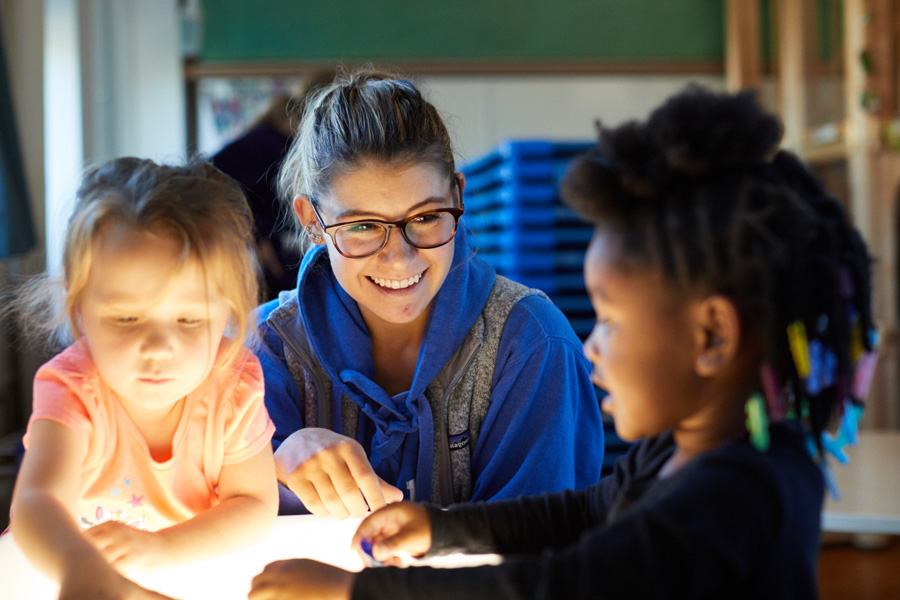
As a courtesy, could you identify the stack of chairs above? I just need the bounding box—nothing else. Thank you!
[461,140,595,339]
[461,140,631,475]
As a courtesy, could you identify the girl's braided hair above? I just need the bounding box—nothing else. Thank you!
[561,84,876,450]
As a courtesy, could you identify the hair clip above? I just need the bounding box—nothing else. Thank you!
[805,340,837,396]
[821,458,841,501]
[787,321,811,378]
[869,328,881,349]
[745,393,770,452]
[837,399,863,447]
[759,364,784,419]
[820,431,849,464]
[852,351,878,400]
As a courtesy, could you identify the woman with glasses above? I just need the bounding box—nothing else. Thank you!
[254,69,604,518]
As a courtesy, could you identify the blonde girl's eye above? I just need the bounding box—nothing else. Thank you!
[178,317,204,326]
[112,316,138,325]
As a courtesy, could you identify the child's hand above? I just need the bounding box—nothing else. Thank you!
[249,559,355,600]
[85,521,169,573]
[351,501,432,566]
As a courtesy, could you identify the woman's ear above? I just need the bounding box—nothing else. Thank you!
[293,195,324,245]
[693,295,742,377]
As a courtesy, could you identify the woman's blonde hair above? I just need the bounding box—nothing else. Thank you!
[16,157,259,366]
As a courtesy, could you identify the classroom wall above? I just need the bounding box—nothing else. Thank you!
[419,74,724,164]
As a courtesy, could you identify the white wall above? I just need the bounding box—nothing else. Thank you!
[421,74,725,164]
[80,0,185,164]
[41,0,185,273]
[195,73,726,167]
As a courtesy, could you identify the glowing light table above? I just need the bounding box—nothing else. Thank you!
[0,514,500,600]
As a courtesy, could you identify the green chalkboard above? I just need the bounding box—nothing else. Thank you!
[200,0,726,64]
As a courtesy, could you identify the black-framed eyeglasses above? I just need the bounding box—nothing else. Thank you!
[310,175,465,259]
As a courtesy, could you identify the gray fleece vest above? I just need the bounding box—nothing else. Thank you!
[268,275,546,505]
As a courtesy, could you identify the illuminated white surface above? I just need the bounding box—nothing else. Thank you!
[822,430,900,534]
[0,514,500,600]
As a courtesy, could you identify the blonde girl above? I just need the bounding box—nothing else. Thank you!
[10,157,278,600]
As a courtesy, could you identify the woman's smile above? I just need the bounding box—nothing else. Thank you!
[366,269,426,291]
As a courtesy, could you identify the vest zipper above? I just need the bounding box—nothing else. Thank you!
[437,337,482,505]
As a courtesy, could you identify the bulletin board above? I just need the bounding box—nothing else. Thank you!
[199,0,726,67]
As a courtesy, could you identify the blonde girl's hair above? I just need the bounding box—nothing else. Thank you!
[16,157,259,367]
[277,68,457,253]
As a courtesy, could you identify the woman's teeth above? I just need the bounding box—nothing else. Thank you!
[370,272,423,289]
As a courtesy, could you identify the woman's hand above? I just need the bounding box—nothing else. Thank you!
[249,559,355,600]
[274,428,403,519]
[85,521,169,573]
[351,502,432,567]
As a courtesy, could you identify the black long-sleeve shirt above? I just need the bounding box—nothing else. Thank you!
[353,423,824,600]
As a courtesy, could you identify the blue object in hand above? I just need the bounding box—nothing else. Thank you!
[360,538,384,567]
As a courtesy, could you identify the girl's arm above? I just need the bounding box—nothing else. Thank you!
[102,444,280,569]
[11,420,171,599]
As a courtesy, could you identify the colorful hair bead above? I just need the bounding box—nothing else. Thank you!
[869,328,881,349]
[759,364,784,419]
[805,340,837,396]
[745,393,770,452]
[820,432,849,464]
[787,321,811,378]
[852,351,878,399]
[821,459,840,501]
[837,400,863,447]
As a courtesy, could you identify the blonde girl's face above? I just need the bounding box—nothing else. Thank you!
[77,225,232,415]
[309,162,459,329]
[582,231,705,441]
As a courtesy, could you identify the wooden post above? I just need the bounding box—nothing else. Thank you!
[725,0,761,91]
[867,0,897,118]
[777,0,809,151]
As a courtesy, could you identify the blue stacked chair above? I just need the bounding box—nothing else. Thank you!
[461,140,630,475]
[461,140,596,339]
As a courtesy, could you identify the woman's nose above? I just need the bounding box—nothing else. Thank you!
[379,226,416,261]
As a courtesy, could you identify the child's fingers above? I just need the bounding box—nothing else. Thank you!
[351,502,432,561]
[373,524,430,560]
[351,503,405,547]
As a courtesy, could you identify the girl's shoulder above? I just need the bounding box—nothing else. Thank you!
[35,339,101,389]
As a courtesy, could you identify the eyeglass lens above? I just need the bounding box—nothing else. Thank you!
[334,212,457,257]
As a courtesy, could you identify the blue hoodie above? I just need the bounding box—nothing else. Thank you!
[254,228,604,505]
